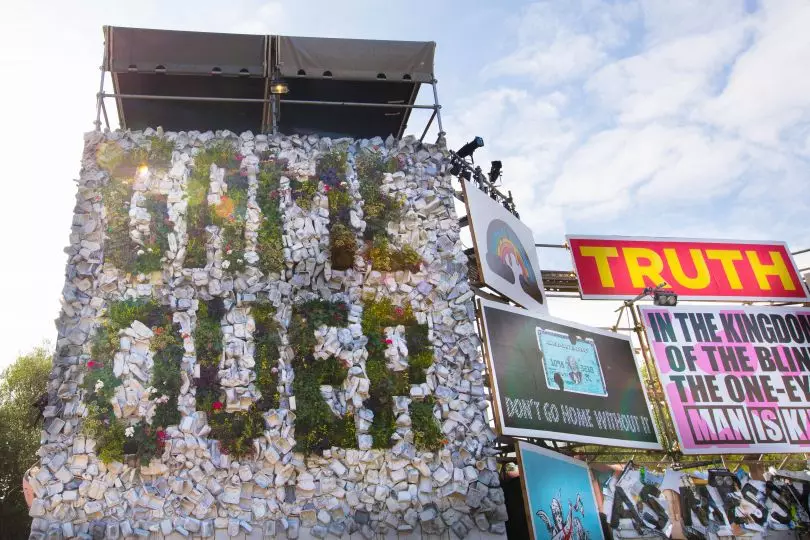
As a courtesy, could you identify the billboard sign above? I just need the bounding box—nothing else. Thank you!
[567,235,809,302]
[479,298,660,449]
[640,304,810,454]
[516,441,604,540]
[463,179,547,312]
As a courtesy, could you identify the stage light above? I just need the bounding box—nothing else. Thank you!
[456,136,484,159]
[653,290,678,306]
[460,169,472,181]
[449,161,462,176]
[270,78,289,95]
[488,161,502,183]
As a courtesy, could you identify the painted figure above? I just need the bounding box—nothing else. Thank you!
[537,492,589,540]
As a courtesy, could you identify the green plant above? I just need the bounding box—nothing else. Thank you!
[0,346,52,538]
[185,141,239,268]
[366,236,422,272]
[84,300,181,463]
[409,349,434,384]
[256,159,286,274]
[146,136,174,169]
[208,406,266,457]
[290,177,318,210]
[131,194,172,274]
[410,397,442,451]
[330,223,357,269]
[361,298,434,448]
[101,177,134,271]
[97,419,125,464]
[288,300,355,454]
[194,299,224,368]
[151,343,183,428]
[253,302,281,410]
[356,151,404,240]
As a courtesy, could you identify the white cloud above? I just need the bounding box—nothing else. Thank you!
[484,0,639,86]
[701,0,810,145]
[587,23,751,123]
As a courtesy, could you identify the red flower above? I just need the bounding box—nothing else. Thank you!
[385,339,393,345]
[236,153,244,161]
[394,307,404,317]
[157,430,167,441]
[212,401,223,411]
[323,185,331,193]
[87,360,97,369]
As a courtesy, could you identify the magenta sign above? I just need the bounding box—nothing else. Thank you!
[640,305,810,454]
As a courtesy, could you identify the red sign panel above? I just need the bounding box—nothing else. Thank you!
[567,235,809,301]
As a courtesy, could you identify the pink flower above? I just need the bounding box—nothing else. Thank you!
[156,430,167,441]
[385,339,393,345]
[394,307,404,317]
[236,153,244,161]
[212,401,223,411]
[87,360,97,369]
[323,185,331,193]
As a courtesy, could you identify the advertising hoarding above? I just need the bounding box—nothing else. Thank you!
[478,298,660,449]
[516,441,604,540]
[463,179,547,312]
[567,235,809,302]
[640,305,810,454]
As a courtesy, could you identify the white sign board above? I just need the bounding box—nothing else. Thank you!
[463,180,547,312]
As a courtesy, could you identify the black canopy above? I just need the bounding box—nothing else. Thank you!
[105,26,436,138]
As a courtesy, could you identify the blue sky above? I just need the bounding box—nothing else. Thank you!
[1,0,808,366]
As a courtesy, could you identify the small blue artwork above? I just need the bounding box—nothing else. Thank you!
[518,441,604,540]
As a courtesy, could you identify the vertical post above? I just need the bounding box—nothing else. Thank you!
[431,79,445,140]
[628,301,677,456]
[272,95,278,135]
[94,67,105,132]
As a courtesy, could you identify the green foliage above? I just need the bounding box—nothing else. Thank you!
[292,357,354,454]
[146,136,175,169]
[290,177,318,210]
[327,185,352,214]
[366,236,422,272]
[256,160,285,275]
[0,346,51,536]
[96,136,174,176]
[100,141,175,274]
[108,299,162,329]
[101,176,134,271]
[186,141,238,268]
[253,303,281,410]
[132,194,171,274]
[288,300,348,362]
[194,300,224,368]
[356,151,404,240]
[330,223,357,270]
[316,150,348,184]
[85,300,180,464]
[151,343,183,428]
[208,406,266,457]
[408,349,434,384]
[361,299,434,448]
[288,300,355,454]
[97,419,125,464]
[405,324,430,354]
[410,397,442,451]
[369,406,396,449]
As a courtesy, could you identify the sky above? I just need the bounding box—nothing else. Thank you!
[0,0,808,367]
